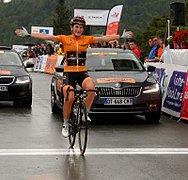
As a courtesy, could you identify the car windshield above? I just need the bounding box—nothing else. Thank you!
[86,50,144,71]
[0,51,22,66]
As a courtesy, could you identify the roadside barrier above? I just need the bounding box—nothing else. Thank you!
[25,54,63,74]
[147,49,188,121]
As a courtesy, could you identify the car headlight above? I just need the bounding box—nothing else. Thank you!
[15,76,30,84]
[143,84,160,93]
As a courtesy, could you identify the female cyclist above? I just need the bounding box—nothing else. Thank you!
[15,16,120,137]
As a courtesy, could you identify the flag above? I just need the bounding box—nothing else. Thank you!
[180,71,188,120]
[106,5,123,35]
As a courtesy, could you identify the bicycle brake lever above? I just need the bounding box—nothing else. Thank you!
[96,90,99,100]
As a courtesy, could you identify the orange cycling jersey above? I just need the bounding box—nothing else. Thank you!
[55,34,96,72]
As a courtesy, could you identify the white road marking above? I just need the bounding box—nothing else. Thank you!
[0,148,188,156]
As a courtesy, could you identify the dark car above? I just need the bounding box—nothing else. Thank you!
[51,48,162,122]
[0,46,34,107]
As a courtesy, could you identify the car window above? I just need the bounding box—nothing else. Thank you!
[86,51,144,71]
[112,59,143,71]
[0,51,22,66]
[86,53,114,70]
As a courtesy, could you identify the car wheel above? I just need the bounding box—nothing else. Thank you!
[51,86,61,114]
[145,111,161,123]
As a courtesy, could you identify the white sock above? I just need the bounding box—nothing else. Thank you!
[63,120,70,126]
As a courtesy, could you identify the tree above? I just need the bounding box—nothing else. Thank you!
[51,0,72,35]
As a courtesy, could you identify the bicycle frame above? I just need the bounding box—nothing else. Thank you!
[66,86,98,155]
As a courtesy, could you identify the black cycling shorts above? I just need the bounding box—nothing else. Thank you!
[62,72,90,88]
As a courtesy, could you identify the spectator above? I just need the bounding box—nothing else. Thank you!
[128,39,140,58]
[46,43,54,55]
[109,40,119,48]
[145,37,163,63]
[20,49,29,60]
[166,36,174,49]
[28,46,35,58]
[159,38,166,63]
[89,43,96,48]
[59,43,64,54]
[33,43,43,57]
[145,37,156,61]
[113,40,119,48]
[41,43,47,55]
[96,42,102,48]
[54,43,63,55]
[103,41,110,48]
[121,40,129,50]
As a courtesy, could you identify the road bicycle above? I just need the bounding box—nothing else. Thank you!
[66,86,98,155]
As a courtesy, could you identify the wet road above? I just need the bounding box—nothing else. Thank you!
[0,72,188,180]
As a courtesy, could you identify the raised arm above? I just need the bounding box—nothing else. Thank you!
[15,27,56,41]
[95,35,120,43]
[30,33,56,41]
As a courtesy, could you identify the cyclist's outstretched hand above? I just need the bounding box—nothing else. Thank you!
[121,30,133,39]
[15,27,31,37]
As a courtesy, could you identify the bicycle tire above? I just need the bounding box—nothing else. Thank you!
[68,100,79,148]
[78,104,88,155]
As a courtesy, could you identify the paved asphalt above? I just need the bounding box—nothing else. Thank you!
[0,72,188,180]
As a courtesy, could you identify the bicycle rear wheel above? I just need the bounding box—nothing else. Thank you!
[78,105,88,155]
[68,101,79,148]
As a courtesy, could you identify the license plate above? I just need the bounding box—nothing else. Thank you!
[0,86,8,91]
[104,98,133,105]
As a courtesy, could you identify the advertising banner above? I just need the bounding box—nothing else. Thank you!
[163,71,186,113]
[31,26,54,35]
[74,9,109,26]
[34,55,47,72]
[152,68,168,96]
[106,5,123,35]
[180,71,188,120]
[40,55,48,72]
[153,68,165,83]
[44,55,58,74]
[12,45,28,53]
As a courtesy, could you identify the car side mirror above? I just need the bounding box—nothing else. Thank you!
[147,65,156,72]
[55,65,64,72]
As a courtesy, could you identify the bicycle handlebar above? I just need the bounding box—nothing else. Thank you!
[66,87,99,101]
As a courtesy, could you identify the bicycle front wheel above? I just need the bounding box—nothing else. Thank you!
[68,123,76,148]
[78,105,88,155]
[68,101,79,148]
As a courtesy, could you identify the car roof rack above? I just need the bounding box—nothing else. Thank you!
[0,46,12,50]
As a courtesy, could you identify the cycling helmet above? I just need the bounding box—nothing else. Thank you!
[70,16,86,27]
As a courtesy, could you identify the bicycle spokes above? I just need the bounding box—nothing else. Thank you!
[78,107,88,155]
[68,125,76,148]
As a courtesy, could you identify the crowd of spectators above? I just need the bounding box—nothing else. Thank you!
[20,36,165,64]
[144,36,164,63]
[20,42,55,60]
[89,38,141,59]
